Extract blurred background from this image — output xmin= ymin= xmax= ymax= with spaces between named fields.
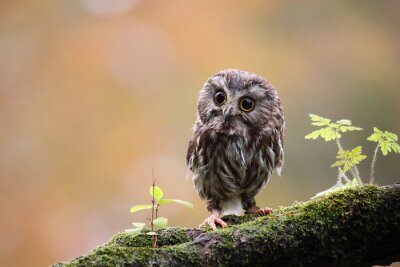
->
xmin=0 ymin=1 xmax=399 ymax=266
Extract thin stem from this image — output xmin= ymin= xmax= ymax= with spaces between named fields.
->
xmin=156 ymin=204 xmax=159 ymax=219
xmin=335 ymin=134 xmax=344 ymax=152
xmin=345 ymin=160 xmax=359 ymax=183
xmin=151 ymin=178 xmax=155 ymax=232
xmin=335 ymin=135 xmax=356 ymax=179
xmin=151 ymin=168 xmax=157 ymax=248
xmin=352 ymin=164 xmax=362 ymax=185
xmin=338 ymin=168 xmax=350 ymax=183
xmin=153 ymin=169 xmax=160 ymax=246
xmin=369 ymin=144 xmax=380 ymax=184
xmin=334 ymin=132 xmax=363 ymax=185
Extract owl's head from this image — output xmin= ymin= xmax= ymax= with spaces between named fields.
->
xmin=197 ymin=69 xmax=283 ymax=135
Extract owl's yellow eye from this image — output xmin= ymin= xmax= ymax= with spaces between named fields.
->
xmin=239 ymin=98 xmax=255 ymax=112
xmin=214 ymin=91 xmax=226 ymax=106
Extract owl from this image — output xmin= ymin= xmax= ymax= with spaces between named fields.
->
xmin=186 ymin=69 xmax=284 ymax=229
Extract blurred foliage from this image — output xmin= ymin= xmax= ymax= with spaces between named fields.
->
xmin=0 ymin=1 xmax=400 ymax=266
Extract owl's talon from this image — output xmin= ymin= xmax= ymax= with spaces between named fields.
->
xmin=199 ymin=214 xmax=227 ymax=230
xmin=256 ymin=207 xmax=274 ymax=215
xmin=245 ymin=207 xmax=274 ymax=216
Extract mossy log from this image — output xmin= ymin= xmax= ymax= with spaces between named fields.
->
xmin=54 ymin=184 xmax=400 ymax=267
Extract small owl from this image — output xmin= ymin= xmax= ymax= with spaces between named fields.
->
xmin=187 ymin=69 xmax=284 ymax=229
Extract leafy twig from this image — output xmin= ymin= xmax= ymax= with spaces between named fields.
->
xmin=369 ymin=144 xmax=380 ymax=184
xmin=333 ymin=130 xmax=362 ymax=183
xmin=367 ymin=127 xmax=400 ymax=183
xmin=127 ymin=172 xmax=193 ymax=248
xmin=305 ymin=114 xmax=364 ymax=184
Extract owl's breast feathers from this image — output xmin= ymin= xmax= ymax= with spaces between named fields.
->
xmin=187 ymin=126 xmax=283 ymax=200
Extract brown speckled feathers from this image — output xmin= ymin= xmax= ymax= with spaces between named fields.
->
xmin=187 ymin=69 xmax=284 ymax=215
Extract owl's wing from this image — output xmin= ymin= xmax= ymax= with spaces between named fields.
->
xmin=186 ymin=137 xmax=197 ymax=171
xmin=274 ymin=128 xmax=284 ymax=176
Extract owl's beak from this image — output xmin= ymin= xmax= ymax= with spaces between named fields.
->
xmin=223 ymin=106 xmax=235 ymax=122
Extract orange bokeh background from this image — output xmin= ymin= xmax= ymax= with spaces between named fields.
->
xmin=0 ymin=1 xmax=399 ymax=266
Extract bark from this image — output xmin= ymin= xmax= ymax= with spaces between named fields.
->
xmin=53 ymin=184 xmax=400 ymax=267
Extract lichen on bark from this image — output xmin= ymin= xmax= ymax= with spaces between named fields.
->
xmin=53 ymin=184 xmax=400 ymax=267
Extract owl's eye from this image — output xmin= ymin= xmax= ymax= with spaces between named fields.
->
xmin=239 ymin=98 xmax=255 ymax=112
xmin=214 ymin=91 xmax=226 ymax=106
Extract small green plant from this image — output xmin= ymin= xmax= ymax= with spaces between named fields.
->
xmin=367 ymin=127 xmax=400 ymax=183
xmin=305 ymin=114 xmax=399 ymax=197
xmin=305 ymin=114 xmax=364 ymax=183
xmin=331 ymin=146 xmax=366 ymax=185
xmin=126 ymin=174 xmax=193 ymax=247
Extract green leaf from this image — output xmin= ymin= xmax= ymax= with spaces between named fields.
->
xmin=329 ymin=123 xmax=339 ymax=129
xmin=367 ymin=127 xmax=383 ymax=143
xmin=146 ymin=231 xmax=157 ymax=236
xmin=386 ymin=131 xmax=398 ymax=141
xmin=321 ymin=128 xmax=340 ymax=141
xmin=125 ymin=228 xmax=143 ymax=235
xmin=132 ymin=223 xmax=145 ymax=229
xmin=380 ymin=142 xmax=389 ymax=156
xmin=149 ymin=186 xmax=163 ymax=202
xmin=306 ymin=114 xmax=343 ymax=141
xmin=331 ymin=146 xmax=366 ymax=172
xmin=130 ymin=204 xmax=152 ymax=213
xmin=335 ymin=119 xmax=362 ymax=132
xmin=153 ymin=217 xmax=168 ymax=230
xmin=347 ymin=146 xmax=367 ymax=165
xmin=367 ymin=133 xmax=380 ymax=142
xmin=369 ymin=128 xmax=400 ymax=156
xmin=336 ymin=119 xmax=352 ymax=125
xmin=309 ymin=114 xmax=331 ymax=126
xmin=311 ymin=121 xmax=330 ymax=126
xmin=125 ymin=222 xmax=146 ymax=235
xmin=306 ymin=114 xmax=362 ymax=142
xmin=305 ymin=127 xmax=339 ymax=141
xmin=305 ymin=129 xmax=324 ymax=139
xmin=391 ymin=142 xmax=400 ymax=153
xmin=339 ymin=125 xmax=362 ymax=132
xmin=374 ymin=127 xmax=383 ymax=134
xmin=159 ymin=199 xmax=194 ymax=209
xmin=331 ymin=160 xmax=347 ymax=171
xmin=324 ymin=128 xmax=333 ymax=140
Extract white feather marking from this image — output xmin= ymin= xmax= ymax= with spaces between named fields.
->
xmin=221 ymin=196 xmax=241 ymax=215
xmin=275 ymin=138 xmax=284 ymax=176
xmin=267 ymin=146 xmax=275 ymax=165
xmin=235 ymin=142 xmax=246 ymax=168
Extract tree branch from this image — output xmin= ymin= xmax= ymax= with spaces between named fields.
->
xmin=54 ymin=184 xmax=400 ymax=267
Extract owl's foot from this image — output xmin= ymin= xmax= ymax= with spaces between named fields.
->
xmin=199 ymin=214 xmax=227 ymax=230
xmin=245 ymin=206 xmax=274 ymax=216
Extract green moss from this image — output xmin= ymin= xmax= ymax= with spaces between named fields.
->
xmin=156 ymin=228 xmax=198 ymax=246
xmin=57 ymin=246 xmax=151 ymax=267
xmin=109 ymin=227 xmax=198 ymax=248
xmin=54 ymin=185 xmax=400 ymax=267
xmin=109 ymin=231 xmax=152 ymax=247
xmin=220 ymin=214 xmax=256 ymax=225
